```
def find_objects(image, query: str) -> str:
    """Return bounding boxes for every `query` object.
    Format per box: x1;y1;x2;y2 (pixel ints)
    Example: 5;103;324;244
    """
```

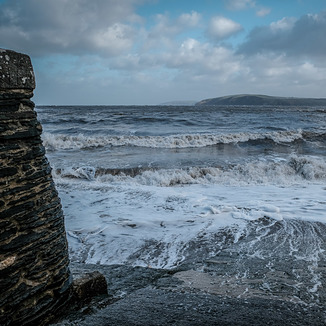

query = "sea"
36;104;326;302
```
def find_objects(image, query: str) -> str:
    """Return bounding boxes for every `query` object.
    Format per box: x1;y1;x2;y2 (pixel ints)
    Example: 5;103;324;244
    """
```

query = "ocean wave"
42;130;325;150
52;155;326;186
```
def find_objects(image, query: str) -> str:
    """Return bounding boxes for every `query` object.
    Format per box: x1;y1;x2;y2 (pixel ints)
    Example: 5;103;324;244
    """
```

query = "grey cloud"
0;0;142;56
238;11;326;57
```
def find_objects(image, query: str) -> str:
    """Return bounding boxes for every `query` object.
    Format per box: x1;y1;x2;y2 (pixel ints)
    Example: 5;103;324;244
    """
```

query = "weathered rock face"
0;49;72;325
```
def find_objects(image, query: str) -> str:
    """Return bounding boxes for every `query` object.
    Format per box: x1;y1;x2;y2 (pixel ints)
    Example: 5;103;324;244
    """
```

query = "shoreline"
52;217;326;326
51;260;326;326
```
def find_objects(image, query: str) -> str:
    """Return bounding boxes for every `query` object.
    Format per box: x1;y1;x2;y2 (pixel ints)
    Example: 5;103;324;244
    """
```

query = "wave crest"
41;129;325;151
53;155;326;186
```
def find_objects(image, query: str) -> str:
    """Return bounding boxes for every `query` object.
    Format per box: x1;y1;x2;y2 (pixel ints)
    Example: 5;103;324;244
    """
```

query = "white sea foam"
53;147;326;270
42;129;309;150
58;176;326;269
53;155;326;186
53;155;326;269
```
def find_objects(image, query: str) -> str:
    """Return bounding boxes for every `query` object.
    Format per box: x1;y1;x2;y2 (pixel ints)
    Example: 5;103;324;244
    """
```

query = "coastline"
52;218;326;325
51;258;326;326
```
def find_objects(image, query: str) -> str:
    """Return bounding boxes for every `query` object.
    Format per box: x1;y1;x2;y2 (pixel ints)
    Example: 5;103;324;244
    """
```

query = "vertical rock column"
0;49;71;325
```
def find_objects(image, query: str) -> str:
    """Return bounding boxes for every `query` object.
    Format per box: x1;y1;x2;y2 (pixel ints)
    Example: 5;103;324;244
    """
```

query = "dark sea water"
37;105;326;172
36;105;326;305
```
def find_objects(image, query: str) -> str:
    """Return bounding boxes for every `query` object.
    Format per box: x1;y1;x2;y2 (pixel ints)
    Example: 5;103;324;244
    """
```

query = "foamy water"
56;177;326;268
36;104;326;296
42;129;316;149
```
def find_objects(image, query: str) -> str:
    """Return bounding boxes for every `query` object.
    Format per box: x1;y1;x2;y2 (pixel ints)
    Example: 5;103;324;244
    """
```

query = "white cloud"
149;14;178;36
256;7;271;17
225;0;255;11
208;16;243;40
0;0;142;56
143;11;202;53
165;38;208;68
35;43;326;104
270;17;296;31
225;0;271;18
91;23;135;55
148;11;201;39
177;11;201;27
2;0;326;104
242;53;326;97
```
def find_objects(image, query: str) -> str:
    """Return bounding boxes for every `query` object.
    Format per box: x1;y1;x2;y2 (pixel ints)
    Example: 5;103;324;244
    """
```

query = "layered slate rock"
0;49;72;326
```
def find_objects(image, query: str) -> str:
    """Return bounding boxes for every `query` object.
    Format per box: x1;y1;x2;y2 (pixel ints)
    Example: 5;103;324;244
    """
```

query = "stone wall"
0;49;72;325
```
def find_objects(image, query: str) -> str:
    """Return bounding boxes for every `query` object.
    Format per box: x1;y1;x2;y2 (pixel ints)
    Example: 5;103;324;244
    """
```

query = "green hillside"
196;94;326;106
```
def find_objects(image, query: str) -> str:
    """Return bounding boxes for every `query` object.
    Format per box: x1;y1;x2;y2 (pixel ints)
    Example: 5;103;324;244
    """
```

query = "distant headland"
195;94;326;106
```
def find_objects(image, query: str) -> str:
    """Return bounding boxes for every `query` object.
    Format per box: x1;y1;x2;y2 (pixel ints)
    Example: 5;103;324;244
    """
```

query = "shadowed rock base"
51;263;326;326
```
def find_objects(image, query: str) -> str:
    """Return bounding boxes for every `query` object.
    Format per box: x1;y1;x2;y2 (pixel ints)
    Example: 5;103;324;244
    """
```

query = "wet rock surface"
51;217;326;325
52;186;324;322
53;285;326;325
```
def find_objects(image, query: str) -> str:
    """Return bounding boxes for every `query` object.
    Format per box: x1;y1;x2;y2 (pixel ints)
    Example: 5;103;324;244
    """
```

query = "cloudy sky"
1;0;326;105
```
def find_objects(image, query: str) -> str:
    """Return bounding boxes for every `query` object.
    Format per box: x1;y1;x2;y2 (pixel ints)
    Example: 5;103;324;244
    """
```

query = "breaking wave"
42;130;326;151
52;155;326;186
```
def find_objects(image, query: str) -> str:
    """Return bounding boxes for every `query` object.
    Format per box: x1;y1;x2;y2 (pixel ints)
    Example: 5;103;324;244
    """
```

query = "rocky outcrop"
0;49;72;325
72;271;108;301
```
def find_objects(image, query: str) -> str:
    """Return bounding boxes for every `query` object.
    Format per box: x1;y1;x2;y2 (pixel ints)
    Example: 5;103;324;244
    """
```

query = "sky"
0;0;326;105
